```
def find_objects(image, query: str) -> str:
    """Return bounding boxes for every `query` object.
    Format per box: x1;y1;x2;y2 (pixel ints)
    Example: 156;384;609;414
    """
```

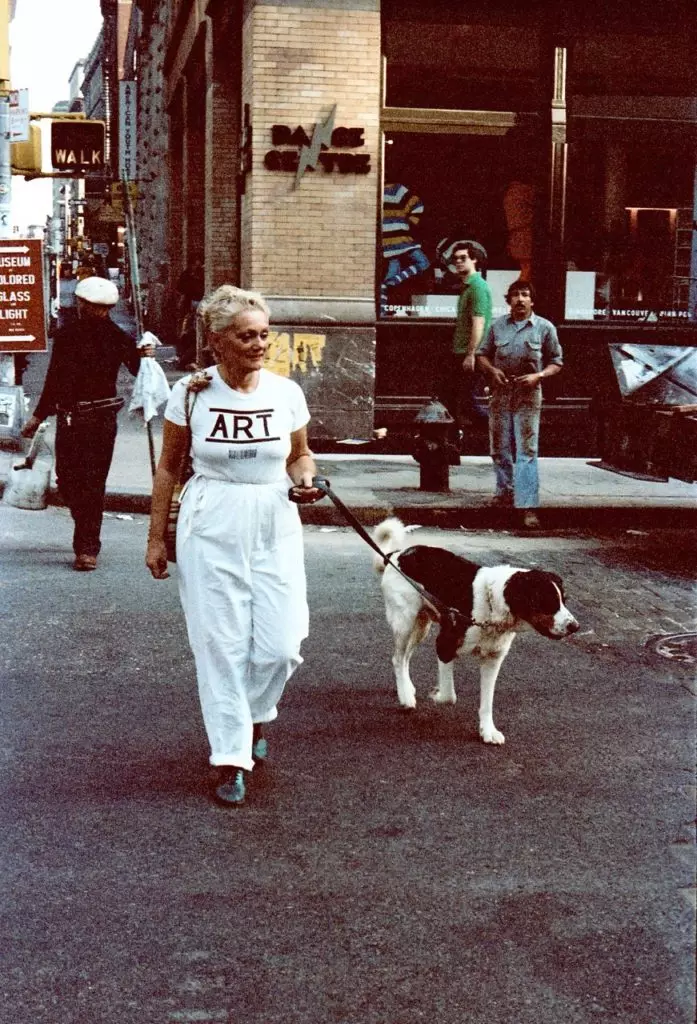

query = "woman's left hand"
288;472;325;504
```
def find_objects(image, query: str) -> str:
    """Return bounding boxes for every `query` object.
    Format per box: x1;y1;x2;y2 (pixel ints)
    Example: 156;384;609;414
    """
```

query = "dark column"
537;40;568;323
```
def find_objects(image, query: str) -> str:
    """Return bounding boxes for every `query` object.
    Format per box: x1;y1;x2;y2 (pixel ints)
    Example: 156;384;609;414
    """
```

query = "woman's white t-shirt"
165;367;310;485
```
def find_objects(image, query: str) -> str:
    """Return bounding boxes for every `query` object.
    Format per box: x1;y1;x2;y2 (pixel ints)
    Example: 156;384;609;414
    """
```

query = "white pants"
177;476;309;770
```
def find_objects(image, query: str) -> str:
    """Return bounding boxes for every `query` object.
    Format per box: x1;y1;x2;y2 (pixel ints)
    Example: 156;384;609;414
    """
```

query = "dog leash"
289;475;468;629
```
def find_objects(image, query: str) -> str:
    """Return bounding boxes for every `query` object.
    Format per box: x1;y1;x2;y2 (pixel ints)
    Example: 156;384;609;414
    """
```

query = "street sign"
119;81;137;180
0;239;47;353
9;89;30;142
51;121;105;170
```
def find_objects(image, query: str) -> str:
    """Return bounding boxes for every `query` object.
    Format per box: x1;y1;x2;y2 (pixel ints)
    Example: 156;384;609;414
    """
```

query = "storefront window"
564;133;696;323
564;30;696;324
380;130;540;320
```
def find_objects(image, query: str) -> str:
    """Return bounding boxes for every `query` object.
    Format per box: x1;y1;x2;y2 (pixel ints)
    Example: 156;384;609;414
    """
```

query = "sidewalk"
2;416;695;529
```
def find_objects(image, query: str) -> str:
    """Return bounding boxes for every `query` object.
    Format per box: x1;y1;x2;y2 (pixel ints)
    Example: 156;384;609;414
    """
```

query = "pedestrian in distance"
21;276;154;571
145;285;323;808
476;280;563;529
75;261;96;283
174;262;205;370
440;240;492;454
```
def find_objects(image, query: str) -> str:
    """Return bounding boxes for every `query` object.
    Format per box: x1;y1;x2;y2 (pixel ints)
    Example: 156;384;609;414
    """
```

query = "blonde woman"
146;285;322;806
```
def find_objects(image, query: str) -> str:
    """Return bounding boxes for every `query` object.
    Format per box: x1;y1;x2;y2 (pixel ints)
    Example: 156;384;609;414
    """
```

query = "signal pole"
0;0;13;385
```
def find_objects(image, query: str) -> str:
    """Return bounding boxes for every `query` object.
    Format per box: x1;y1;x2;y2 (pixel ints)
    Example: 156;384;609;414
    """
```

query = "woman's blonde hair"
197;284;270;336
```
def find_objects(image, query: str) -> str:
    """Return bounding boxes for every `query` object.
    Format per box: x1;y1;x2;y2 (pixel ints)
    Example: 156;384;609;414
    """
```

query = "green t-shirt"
452;272;492;354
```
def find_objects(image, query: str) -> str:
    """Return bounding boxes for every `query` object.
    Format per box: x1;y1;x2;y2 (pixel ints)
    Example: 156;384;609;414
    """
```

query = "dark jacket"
34;314;141;420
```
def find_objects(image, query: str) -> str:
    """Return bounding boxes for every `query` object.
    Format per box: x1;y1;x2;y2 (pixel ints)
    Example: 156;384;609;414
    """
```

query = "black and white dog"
373;518;579;744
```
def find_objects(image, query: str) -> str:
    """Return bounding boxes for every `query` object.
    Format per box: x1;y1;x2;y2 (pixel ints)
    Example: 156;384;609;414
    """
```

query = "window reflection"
380;131;538;320
564;136;694;322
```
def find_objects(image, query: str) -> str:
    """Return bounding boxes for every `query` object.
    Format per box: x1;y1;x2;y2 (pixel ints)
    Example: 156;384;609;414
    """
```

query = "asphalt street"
1;505;695;1024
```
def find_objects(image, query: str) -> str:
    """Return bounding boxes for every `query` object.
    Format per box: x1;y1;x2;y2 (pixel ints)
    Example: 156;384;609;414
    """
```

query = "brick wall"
205;5;243;290
240;3;381;303
133;0;172;337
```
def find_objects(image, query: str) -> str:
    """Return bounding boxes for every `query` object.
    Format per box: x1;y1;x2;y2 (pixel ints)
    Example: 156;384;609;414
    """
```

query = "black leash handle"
304;476;466;627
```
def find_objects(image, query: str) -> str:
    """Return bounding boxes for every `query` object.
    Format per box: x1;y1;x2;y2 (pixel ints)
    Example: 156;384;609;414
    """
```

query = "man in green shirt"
441;241;492;446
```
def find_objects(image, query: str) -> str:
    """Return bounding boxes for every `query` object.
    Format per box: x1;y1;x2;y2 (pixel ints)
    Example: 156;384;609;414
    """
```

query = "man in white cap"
22;277;153;570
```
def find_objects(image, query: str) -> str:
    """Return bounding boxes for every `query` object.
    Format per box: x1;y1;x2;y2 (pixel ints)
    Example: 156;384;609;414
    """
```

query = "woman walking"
146;285;322;806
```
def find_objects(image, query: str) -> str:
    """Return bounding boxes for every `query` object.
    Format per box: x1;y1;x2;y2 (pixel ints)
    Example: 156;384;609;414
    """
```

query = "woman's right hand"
146;539;170;580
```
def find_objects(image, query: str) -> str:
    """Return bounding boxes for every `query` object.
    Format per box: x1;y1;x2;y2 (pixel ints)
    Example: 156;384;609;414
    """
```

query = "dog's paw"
396;683;417;709
480;725;505;745
429;687;456;705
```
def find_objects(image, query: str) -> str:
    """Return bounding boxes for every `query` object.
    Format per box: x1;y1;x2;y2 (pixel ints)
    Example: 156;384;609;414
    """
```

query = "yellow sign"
110;181;138;202
96;200;124;225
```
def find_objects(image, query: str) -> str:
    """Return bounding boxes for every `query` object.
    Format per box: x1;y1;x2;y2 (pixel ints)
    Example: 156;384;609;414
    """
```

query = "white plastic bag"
2;423;52;510
129;356;171;424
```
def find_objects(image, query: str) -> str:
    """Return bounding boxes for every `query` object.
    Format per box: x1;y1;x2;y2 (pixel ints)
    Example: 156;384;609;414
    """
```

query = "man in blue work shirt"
441;240;492;451
476;280;563;529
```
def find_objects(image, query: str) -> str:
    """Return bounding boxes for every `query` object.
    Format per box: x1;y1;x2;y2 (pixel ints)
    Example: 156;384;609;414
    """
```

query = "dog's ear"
504;570;563;618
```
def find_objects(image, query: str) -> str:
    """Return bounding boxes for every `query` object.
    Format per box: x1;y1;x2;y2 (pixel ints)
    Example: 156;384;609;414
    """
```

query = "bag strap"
175;384;197;486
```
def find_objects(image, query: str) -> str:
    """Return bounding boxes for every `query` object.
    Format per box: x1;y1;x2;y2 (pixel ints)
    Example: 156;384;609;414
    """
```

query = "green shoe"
252;737;268;762
252;724;268;763
214;768;246;806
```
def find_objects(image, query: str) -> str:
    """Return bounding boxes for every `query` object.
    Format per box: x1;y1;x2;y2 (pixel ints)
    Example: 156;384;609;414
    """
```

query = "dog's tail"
372;517;407;574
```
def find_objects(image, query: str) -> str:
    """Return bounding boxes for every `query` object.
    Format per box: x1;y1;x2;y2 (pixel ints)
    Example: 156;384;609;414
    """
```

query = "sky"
9;0;105;232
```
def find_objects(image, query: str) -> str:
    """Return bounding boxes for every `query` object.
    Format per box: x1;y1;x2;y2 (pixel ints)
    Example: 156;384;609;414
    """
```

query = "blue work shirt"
478;312;563;380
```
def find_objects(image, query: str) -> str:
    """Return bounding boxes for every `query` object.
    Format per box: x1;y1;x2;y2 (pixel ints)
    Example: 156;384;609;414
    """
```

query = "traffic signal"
11;124;42;174
51;120;105;170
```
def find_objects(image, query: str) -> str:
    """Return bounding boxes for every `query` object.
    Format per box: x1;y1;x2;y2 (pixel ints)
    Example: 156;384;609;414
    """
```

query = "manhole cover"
646;633;697;663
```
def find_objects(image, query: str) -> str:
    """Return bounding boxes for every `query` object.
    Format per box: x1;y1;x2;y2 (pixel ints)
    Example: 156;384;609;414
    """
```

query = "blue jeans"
381;250;431;312
383;248;430;288
488;386;542;508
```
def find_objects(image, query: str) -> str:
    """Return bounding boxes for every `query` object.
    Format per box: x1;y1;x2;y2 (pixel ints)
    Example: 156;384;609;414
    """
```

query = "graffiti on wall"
265;330;327;378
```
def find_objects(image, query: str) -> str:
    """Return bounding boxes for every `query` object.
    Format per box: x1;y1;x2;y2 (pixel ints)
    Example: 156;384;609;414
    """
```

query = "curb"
294;504;697;531
1;484;691;532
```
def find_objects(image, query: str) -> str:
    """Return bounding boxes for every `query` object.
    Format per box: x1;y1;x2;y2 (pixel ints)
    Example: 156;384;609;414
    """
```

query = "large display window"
564;133;695;323
380;129;540;321
564;29;696;324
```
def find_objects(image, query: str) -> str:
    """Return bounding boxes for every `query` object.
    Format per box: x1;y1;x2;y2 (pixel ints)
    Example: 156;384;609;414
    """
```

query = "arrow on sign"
0;246;30;253
0;335;36;342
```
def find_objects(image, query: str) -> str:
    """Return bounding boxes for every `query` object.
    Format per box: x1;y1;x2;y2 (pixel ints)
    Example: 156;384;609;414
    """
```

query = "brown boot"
73;554;98;571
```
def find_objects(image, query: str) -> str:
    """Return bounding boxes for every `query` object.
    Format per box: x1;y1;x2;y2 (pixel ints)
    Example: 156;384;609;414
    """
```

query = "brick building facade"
129;0;380;441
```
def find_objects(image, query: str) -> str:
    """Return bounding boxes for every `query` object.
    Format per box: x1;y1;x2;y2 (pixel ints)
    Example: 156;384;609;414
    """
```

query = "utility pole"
0;0;14;385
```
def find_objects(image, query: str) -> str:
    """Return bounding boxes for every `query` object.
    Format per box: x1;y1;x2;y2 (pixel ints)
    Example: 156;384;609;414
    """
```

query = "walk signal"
51;120;105;170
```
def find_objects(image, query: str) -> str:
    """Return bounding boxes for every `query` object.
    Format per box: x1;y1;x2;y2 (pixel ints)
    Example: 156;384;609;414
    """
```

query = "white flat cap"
75;276;119;306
